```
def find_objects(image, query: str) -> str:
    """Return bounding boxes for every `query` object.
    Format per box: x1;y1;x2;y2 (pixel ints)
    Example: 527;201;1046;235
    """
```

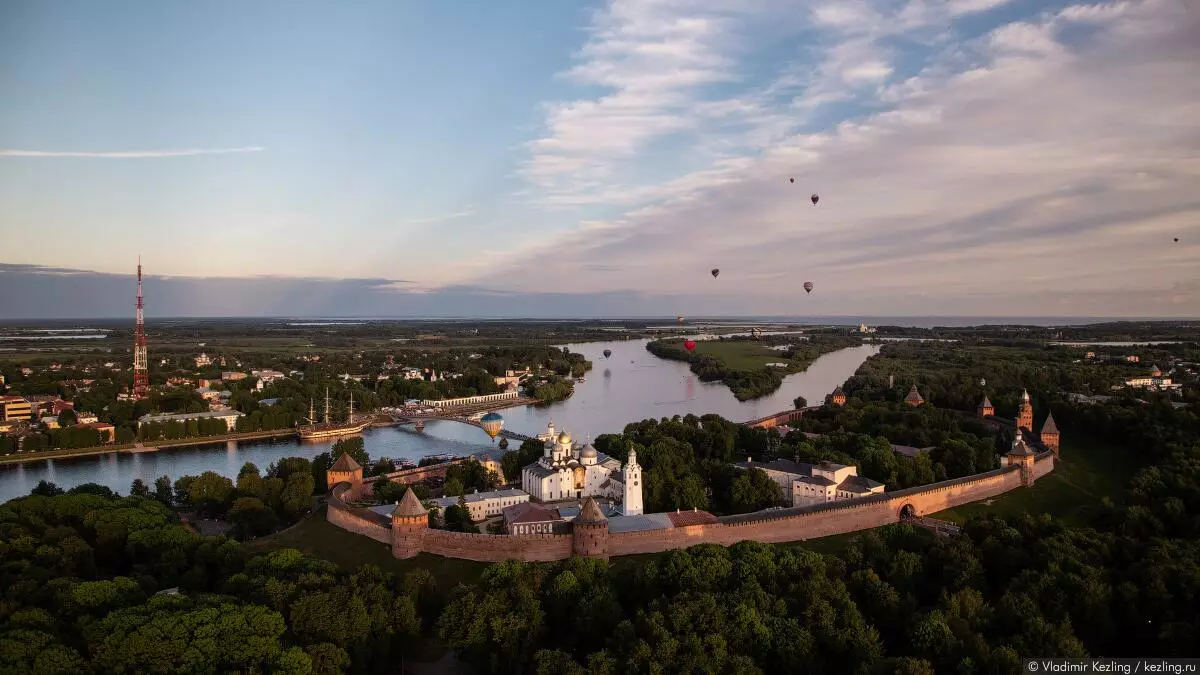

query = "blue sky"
1;0;1197;318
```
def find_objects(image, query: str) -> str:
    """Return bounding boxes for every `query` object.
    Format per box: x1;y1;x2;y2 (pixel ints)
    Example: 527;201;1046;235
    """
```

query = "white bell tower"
622;447;643;516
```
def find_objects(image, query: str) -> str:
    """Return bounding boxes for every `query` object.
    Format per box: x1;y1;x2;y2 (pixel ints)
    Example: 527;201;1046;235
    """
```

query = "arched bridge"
389;414;537;443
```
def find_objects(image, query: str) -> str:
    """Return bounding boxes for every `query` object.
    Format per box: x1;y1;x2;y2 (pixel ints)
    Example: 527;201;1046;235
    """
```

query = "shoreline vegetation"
645;335;857;400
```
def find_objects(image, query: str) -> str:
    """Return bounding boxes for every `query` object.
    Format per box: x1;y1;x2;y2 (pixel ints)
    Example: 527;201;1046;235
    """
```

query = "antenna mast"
133;257;149;400
323;387;331;425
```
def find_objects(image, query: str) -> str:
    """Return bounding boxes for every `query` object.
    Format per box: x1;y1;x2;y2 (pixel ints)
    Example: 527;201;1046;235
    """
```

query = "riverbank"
0;428;298;466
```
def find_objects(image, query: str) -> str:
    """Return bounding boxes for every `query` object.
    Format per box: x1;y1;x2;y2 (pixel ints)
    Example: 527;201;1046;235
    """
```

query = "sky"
1;0;1197;319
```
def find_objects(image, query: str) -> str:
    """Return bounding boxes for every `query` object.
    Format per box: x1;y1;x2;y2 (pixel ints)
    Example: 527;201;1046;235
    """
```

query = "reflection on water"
0;340;879;502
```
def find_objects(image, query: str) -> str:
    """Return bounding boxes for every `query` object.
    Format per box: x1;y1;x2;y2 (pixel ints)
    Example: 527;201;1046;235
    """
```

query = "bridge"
740;407;817;429
388;413;538;443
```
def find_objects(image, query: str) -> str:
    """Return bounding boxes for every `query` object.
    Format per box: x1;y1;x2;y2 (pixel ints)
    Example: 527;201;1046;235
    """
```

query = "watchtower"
1004;429;1037;487
1016;389;1034;432
572;497;609;559
977;395;994;418
327;452;363;497
1040;412;1060;456
391;488;429;559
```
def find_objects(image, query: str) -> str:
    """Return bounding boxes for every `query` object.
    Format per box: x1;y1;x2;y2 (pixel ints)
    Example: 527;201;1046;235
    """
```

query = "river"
0;340;880;502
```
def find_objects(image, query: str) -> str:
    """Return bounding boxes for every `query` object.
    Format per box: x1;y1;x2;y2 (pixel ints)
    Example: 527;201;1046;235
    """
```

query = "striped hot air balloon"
480;412;504;443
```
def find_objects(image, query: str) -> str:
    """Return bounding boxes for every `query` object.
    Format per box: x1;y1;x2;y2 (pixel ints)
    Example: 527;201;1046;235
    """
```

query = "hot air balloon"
789;177;795;184
684;340;697;352
711;268;720;278
676;316;684;324
1174;237;1179;242
480;412;504;443
810;194;819;205
803;281;814;294
603;349;612;359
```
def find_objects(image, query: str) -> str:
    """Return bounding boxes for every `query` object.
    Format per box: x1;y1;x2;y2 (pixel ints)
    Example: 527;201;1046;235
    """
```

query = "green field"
933;434;1134;526
250;507;489;590
688;341;795;371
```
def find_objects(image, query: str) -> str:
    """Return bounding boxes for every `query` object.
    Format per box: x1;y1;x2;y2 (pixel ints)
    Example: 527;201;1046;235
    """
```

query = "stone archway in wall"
899;503;917;521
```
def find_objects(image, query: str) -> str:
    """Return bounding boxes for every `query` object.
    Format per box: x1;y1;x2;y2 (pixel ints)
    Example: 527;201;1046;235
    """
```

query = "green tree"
152;475;173;506
57;408;78;427
187;471;235;517
129;478;150;498
229;497;277;538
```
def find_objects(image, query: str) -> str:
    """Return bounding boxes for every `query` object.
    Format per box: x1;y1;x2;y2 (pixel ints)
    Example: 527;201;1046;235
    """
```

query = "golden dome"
557;431;572;445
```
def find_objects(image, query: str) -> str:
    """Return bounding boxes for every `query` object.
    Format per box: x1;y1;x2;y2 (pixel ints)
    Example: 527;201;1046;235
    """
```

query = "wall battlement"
324;451;1055;562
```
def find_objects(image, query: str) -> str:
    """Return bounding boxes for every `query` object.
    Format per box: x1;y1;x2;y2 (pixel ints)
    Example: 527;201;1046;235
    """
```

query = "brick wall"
421;529;573;562
322;460;1045;562
362;459;466;486
608;466;1024;556
327;485;391;544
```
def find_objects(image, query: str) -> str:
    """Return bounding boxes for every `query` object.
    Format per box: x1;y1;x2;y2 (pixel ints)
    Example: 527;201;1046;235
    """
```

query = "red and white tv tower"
133;257;149;400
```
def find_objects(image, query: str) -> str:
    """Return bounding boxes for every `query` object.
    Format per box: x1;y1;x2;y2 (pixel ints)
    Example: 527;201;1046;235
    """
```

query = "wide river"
0;340;880;502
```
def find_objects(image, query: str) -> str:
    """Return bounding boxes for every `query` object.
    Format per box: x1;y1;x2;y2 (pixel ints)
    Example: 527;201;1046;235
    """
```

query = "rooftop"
430;488;527;508
503;502;562;525
138;410;244;423
330;453;362;472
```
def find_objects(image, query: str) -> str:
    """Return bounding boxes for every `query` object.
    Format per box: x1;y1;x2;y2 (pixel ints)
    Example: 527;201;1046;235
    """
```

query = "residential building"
503;502;568;535
0;396;33;422
221;371;247;382
430;488;530;522
471;448;509;484
196;387;222;402
732;457;885;506
138;410;244;432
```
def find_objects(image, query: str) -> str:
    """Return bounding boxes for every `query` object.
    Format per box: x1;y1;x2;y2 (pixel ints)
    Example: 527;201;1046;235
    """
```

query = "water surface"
0;340;880;501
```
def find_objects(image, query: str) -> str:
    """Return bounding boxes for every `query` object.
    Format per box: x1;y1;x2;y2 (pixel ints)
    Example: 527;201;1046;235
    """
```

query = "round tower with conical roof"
572;497;609;559
391;488;429;559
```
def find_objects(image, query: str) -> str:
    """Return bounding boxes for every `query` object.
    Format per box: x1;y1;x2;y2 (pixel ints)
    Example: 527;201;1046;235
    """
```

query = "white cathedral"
520;421;643;516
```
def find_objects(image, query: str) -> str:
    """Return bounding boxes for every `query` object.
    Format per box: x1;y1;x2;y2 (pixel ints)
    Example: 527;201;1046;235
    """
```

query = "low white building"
430;488;530;522
138;410;244;432
733;458;885;506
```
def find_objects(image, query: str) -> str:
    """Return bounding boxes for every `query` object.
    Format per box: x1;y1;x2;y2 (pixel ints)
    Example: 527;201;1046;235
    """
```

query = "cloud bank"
0;147;265;158
477;0;1200;316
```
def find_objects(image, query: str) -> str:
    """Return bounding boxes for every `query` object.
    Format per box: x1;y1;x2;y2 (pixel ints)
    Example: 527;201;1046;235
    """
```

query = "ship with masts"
297;388;371;440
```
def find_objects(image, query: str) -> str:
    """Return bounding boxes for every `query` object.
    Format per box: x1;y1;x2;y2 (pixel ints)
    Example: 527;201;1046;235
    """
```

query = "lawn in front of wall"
932;432;1133;527
249;506;488;590
689;340;792;371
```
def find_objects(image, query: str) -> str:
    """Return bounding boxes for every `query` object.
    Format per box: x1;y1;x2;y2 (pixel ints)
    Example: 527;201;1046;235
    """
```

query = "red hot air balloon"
803;281;814;294
684;340;697;352
810;194;819;205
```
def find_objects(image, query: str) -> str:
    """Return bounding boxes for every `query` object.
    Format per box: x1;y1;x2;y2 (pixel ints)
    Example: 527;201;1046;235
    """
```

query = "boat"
297;388;371;440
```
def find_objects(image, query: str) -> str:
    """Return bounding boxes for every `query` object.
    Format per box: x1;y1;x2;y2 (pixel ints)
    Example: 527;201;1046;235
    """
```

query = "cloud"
466;0;1199;317
399;208;476;226
0;147;265;158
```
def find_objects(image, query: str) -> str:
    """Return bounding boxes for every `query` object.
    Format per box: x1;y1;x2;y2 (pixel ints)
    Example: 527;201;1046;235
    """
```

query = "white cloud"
399;208;475;226
471;0;1200;315
0;147;265;158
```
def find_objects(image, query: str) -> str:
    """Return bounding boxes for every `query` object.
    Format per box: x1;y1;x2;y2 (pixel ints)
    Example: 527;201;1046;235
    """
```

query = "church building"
521;421;643;516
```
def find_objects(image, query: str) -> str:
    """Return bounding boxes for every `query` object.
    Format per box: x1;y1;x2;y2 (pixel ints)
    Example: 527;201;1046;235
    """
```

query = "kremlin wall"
323;391;1059;562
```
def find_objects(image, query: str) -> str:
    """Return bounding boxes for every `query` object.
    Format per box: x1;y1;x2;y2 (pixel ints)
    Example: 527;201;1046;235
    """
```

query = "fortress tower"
977;395;994;417
1040;412;1060;456
327;452;363;496
1017;389;1034;432
572;497;609;559
391;488;429;559
622;448;643;516
1005;429;1037;487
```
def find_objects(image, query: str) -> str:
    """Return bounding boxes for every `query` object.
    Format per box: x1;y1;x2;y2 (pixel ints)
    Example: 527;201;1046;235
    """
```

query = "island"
645;332;858;400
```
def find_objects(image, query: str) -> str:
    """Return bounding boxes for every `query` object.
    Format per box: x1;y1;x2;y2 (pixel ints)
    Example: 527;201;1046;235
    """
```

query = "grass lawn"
249;506;489;590
933;433;1134;527
690;341;791;371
